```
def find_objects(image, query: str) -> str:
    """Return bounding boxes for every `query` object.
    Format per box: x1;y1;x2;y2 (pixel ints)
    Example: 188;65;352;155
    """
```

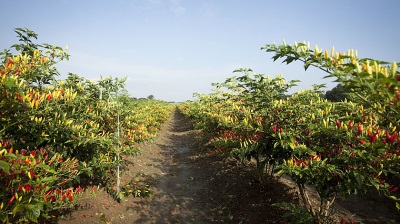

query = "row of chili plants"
0;28;174;223
179;41;400;223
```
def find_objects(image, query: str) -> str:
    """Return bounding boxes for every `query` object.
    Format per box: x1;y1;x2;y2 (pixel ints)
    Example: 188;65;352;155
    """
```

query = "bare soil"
59;109;399;224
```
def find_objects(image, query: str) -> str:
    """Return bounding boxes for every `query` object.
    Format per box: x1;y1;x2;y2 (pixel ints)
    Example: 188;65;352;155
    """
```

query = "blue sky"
1;0;399;102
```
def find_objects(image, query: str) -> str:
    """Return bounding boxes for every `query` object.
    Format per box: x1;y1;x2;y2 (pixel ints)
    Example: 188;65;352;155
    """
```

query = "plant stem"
298;183;314;215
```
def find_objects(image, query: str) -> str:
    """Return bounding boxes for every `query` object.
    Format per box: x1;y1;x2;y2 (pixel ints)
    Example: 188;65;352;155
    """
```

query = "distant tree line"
324;83;351;102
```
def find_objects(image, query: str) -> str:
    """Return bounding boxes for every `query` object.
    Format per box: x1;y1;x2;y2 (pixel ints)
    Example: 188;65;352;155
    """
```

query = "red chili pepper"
24;184;32;191
390;132;397;143
386;131;397;144
8;196;15;205
356;139;366;144
368;132;377;143
7;58;14;64
335;119;341;129
46;190;53;196
358;123;363;135
272;125;278;133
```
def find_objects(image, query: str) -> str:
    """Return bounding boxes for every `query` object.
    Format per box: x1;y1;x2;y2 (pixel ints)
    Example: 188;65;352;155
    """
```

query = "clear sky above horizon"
1;0;399;102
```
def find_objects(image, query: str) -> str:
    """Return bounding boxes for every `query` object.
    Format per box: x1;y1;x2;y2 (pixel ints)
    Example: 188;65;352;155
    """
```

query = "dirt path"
130;108;210;223
59;109;399;224
59;109;290;223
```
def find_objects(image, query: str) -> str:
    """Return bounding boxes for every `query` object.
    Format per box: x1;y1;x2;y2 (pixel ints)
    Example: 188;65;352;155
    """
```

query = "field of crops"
1;29;400;223
179;42;400;222
0;29;174;223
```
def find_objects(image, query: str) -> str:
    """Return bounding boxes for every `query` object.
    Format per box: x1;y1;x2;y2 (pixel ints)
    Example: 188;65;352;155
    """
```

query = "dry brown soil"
59;109;399;224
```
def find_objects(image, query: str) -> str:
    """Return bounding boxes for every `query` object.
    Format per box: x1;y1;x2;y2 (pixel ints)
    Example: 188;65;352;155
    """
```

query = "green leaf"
4;153;17;159
272;55;280;61
12;203;26;214
40;176;58;183
118;192;125;200
4;77;17;88
35;164;56;174
365;82;375;92
371;179;379;190
283;56;295;64
0;160;10;173
0;212;7;223
41;213;50;219
27;204;41;223
304;60;313;70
